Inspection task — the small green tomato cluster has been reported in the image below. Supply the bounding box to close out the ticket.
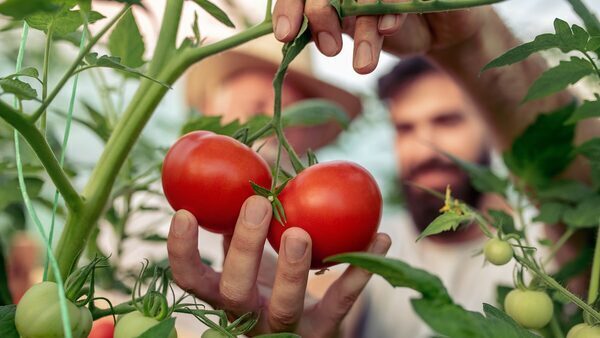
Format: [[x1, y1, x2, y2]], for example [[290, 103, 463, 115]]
[[567, 323, 600, 338], [114, 310, 178, 338], [484, 238, 513, 266], [15, 281, 93, 338], [504, 289, 553, 329]]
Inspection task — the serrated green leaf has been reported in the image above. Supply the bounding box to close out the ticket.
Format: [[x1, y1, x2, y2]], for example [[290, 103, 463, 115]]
[[108, 8, 145, 68], [568, 0, 600, 36], [588, 36, 600, 52], [0, 78, 37, 100], [482, 34, 557, 71], [481, 304, 540, 338], [10, 67, 39, 79], [440, 151, 507, 196], [524, 57, 594, 102], [536, 179, 594, 203], [554, 19, 588, 52], [563, 194, 600, 228], [566, 97, 600, 124], [417, 213, 472, 242], [138, 317, 175, 338], [488, 209, 519, 235], [412, 299, 488, 338], [282, 99, 350, 129], [503, 103, 576, 187], [0, 178, 44, 210], [0, 305, 18, 338], [26, 10, 104, 35], [83, 53, 169, 87], [0, 0, 57, 20], [181, 114, 271, 137], [192, 0, 234, 28], [325, 253, 452, 301], [533, 202, 570, 224]]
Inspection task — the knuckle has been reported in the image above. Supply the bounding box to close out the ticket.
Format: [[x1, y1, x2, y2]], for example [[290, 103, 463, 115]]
[[269, 307, 298, 329], [278, 269, 305, 286], [219, 280, 252, 309], [305, 1, 330, 19], [230, 232, 262, 256]]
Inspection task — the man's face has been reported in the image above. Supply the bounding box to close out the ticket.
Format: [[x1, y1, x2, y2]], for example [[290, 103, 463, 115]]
[[388, 72, 489, 230]]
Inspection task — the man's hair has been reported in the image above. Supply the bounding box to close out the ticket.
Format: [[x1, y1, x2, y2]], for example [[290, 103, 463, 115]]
[[377, 57, 441, 100]]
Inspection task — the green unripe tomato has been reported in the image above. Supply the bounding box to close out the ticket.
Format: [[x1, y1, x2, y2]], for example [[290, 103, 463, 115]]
[[568, 323, 588, 338], [114, 310, 177, 338], [201, 328, 229, 338], [15, 281, 93, 338], [504, 289, 553, 329], [484, 238, 513, 266], [568, 324, 600, 338]]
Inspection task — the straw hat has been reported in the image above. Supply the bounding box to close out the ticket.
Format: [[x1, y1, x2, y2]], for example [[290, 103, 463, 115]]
[[185, 35, 362, 123]]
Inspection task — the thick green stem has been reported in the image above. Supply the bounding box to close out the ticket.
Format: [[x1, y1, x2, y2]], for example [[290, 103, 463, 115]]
[[92, 302, 135, 320], [53, 10, 273, 280], [40, 24, 53, 133], [0, 101, 82, 212], [516, 255, 600, 323], [588, 228, 600, 304], [30, 5, 130, 123], [340, 0, 505, 16]]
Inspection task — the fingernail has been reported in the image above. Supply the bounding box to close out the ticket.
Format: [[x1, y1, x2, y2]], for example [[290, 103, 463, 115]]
[[285, 236, 307, 263], [173, 211, 191, 236], [370, 235, 391, 254], [275, 16, 291, 40], [354, 41, 372, 70], [244, 198, 268, 226], [378, 14, 398, 31], [318, 31, 338, 56]]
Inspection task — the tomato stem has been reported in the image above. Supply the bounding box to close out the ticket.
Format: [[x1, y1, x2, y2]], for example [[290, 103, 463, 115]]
[[515, 255, 600, 323], [542, 228, 575, 267], [339, 0, 505, 16], [588, 227, 600, 304], [39, 22, 53, 134]]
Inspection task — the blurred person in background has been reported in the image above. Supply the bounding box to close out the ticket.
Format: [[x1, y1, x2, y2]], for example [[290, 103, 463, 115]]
[[168, 1, 599, 337]]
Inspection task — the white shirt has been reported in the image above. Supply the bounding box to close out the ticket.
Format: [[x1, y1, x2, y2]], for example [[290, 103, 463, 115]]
[[360, 210, 517, 338]]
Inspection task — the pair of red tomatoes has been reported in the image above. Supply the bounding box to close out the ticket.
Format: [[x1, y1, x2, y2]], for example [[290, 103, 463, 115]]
[[162, 131, 382, 269]]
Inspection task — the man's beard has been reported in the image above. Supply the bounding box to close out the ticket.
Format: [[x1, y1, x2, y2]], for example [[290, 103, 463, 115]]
[[402, 151, 491, 233]]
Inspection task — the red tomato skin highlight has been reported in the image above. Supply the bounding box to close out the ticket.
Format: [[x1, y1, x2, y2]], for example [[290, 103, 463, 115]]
[[268, 161, 382, 269], [162, 131, 272, 234]]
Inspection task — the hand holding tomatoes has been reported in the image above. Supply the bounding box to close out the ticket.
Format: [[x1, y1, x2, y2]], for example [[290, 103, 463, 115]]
[[166, 196, 391, 336], [162, 131, 272, 234]]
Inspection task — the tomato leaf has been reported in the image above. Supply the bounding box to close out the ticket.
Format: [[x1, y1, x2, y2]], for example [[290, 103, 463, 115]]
[[26, 10, 105, 35], [503, 103, 575, 188], [325, 253, 452, 302], [0, 305, 18, 338], [488, 209, 519, 236], [0, 78, 37, 101], [3, 67, 41, 83], [533, 202, 570, 224], [523, 57, 595, 102], [536, 180, 594, 203], [575, 137, 600, 188], [567, 0, 600, 37], [0, 0, 57, 20], [562, 194, 600, 228], [439, 150, 508, 196], [108, 8, 145, 68], [282, 99, 350, 129], [553, 19, 588, 52], [482, 34, 558, 71], [566, 96, 600, 124], [191, 0, 234, 28], [83, 53, 170, 87], [181, 114, 271, 137], [138, 317, 176, 338], [416, 213, 472, 242], [0, 178, 44, 210]]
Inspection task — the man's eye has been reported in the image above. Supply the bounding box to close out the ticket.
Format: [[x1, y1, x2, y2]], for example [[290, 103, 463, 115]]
[[395, 124, 413, 134], [434, 113, 464, 127]]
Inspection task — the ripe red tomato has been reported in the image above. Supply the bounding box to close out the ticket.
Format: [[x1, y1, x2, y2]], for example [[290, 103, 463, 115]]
[[89, 318, 115, 338], [162, 131, 272, 234], [268, 161, 382, 269]]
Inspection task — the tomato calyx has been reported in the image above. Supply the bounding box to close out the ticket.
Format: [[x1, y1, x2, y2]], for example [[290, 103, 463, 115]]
[[65, 256, 107, 306], [130, 261, 175, 322], [251, 180, 289, 224]]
